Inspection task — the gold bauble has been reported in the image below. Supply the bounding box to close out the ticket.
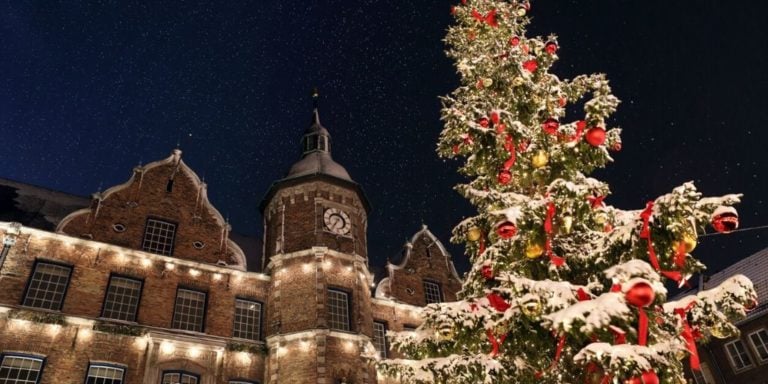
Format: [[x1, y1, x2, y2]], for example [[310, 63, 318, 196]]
[[531, 150, 549, 168], [558, 215, 574, 234], [467, 227, 483, 242], [515, 6, 527, 17], [525, 240, 544, 259], [710, 323, 733, 339], [512, 77, 525, 87], [593, 211, 608, 225], [435, 324, 455, 341], [672, 233, 697, 253], [482, 78, 493, 87], [521, 298, 542, 317]]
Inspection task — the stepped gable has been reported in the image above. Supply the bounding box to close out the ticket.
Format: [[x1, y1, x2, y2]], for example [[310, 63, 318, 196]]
[[57, 149, 247, 270]]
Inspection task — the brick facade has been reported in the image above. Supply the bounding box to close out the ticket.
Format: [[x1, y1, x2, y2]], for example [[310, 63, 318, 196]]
[[0, 116, 462, 383]]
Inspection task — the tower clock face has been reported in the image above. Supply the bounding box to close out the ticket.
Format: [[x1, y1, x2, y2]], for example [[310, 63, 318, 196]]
[[323, 208, 351, 235]]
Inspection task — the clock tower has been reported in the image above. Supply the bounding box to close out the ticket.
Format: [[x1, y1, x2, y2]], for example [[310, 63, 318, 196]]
[[259, 100, 375, 383]]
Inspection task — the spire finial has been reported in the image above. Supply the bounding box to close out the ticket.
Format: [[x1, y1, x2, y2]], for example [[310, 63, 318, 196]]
[[311, 87, 320, 108]]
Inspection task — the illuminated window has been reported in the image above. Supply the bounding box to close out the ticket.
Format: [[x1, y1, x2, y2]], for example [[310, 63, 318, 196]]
[[22, 261, 72, 310], [85, 364, 125, 384], [172, 288, 206, 332], [0, 354, 44, 384], [233, 299, 262, 341], [327, 289, 350, 331], [748, 329, 768, 362], [423, 280, 442, 304], [725, 339, 754, 372], [142, 218, 176, 256], [373, 321, 388, 358], [161, 371, 198, 384], [102, 276, 142, 322]]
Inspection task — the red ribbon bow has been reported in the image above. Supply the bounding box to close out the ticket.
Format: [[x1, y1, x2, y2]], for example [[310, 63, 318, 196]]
[[487, 293, 510, 312], [472, 9, 498, 27], [674, 301, 701, 370], [588, 194, 605, 209], [639, 201, 684, 283], [544, 201, 566, 266]]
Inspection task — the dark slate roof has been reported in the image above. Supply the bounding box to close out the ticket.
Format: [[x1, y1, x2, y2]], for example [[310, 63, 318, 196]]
[[0, 178, 90, 231]]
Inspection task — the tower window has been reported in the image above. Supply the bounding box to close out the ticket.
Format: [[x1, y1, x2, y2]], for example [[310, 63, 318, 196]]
[[142, 218, 176, 256], [22, 261, 72, 310], [318, 136, 328, 151], [423, 280, 442, 304], [327, 288, 351, 331], [0, 354, 44, 383], [172, 288, 207, 332], [304, 135, 318, 152], [233, 299, 262, 341], [373, 321, 388, 358], [101, 275, 143, 322], [166, 179, 174, 192], [86, 364, 125, 384]]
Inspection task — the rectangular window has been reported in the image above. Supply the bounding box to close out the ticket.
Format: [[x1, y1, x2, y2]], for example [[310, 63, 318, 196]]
[[228, 381, 257, 384], [22, 261, 72, 310], [749, 329, 768, 362], [161, 371, 198, 384], [725, 339, 754, 372], [85, 364, 125, 384], [101, 276, 143, 322], [172, 288, 207, 332], [327, 289, 350, 331], [373, 321, 388, 358], [233, 299, 262, 341], [142, 218, 177, 256], [423, 280, 442, 304], [0, 355, 44, 384]]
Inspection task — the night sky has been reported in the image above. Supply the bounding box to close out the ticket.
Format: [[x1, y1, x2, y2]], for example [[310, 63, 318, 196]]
[[1, 1, 766, 277]]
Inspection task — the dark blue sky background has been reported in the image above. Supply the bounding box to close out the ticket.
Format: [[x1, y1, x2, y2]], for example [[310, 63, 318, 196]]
[[1, 1, 766, 275]]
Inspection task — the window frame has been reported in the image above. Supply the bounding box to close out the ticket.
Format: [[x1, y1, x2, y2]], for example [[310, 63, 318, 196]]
[[372, 320, 388, 358], [232, 297, 263, 341], [171, 287, 208, 333], [725, 339, 754, 373], [83, 362, 126, 384], [422, 280, 442, 304], [327, 287, 352, 332], [0, 353, 46, 384], [141, 217, 178, 256], [160, 370, 199, 384], [21, 259, 74, 311], [748, 328, 768, 363], [99, 274, 144, 323]]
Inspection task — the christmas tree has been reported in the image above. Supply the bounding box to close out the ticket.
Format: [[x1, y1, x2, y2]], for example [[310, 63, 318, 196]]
[[378, 1, 756, 383]]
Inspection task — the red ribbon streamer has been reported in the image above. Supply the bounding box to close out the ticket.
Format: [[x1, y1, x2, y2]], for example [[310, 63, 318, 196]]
[[639, 201, 684, 283], [638, 309, 649, 346], [502, 134, 516, 170], [486, 328, 507, 357], [577, 288, 591, 301], [544, 201, 565, 266], [472, 9, 498, 27], [674, 241, 687, 268], [487, 293, 510, 312], [674, 302, 701, 370], [553, 334, 566, 365], [609, 325, 626, 344], [479, 235, 486, 255]]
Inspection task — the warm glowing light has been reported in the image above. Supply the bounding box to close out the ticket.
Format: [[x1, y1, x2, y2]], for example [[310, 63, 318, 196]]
[[343, 341, 355, 352], [141, 258, 152, 268], [212, 273, 222, 281], [345, 266, 353, 273], [299, 340, 311, 352], [323, 259, 333, 269], [47, 324, 61, 336], [189, 269, 201, 277], [160, 341, 175, 355], [78, 327, 93, 341], [302, 263, 313, 273], [187, 346, 201, 358], [10, 319, 30, 331], [134, 335, 149, 350], [277, 346, 288, 357], [236, 351, 252, 365], [165, 262, 175, 270]]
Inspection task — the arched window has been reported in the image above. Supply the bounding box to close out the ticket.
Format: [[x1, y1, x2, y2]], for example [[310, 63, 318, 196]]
[[161, 370, 199, 384]]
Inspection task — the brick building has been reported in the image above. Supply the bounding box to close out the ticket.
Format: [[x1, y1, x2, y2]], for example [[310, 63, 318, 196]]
[[0, 107, 462, 384], [680, 247, 768, 384]]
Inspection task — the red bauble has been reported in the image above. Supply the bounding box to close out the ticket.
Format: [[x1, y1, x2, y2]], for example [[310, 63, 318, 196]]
[[545, 42, 558, 55], [558, 96, 567, 107], [496, 221, 518, 239], [479, 117, 489, 127], [490, 111, 500, 124], [610, 141, 622, 152], [450, 5, 456, 14], [542, 118, 559, 135], [625, 282, 655, 308], [481, 265, 494, 280], [497, 170, 512, 185], [509, 36, 521, 46], [495, 123, 506, 134], [522, 59, 538, 73], [711, 206, 739, 234], [452, 144, 460, 154], [584, 127, 606, 146], [640, 371, 659, 384]]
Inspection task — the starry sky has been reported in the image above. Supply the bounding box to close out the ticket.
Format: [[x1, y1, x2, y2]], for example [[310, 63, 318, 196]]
[[1, 1, 766, 277]]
